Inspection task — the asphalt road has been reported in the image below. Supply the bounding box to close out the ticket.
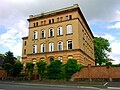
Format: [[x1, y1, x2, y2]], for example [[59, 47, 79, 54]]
[[0, 82, 99, 90]]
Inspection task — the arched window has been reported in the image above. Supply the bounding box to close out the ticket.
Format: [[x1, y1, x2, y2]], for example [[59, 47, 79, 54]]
[[58, 41, 63, 51], [58, 56, 63, 62], [49, 28, 54, 37], [41, 30, 45, 38], [32, 45, 37, 53], [67, 25, 72, 34], [67, 40, 72, 50], [40, 57, 45, 61], [57, 26, 62, 36], [49, 42, 54, 52], [49, 57, 54, 63], [68, 55, 73, 59], [41, 44, 45, 52], [33, 31, 38, 39]]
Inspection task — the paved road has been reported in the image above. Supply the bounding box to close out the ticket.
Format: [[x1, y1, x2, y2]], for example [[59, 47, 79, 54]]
[[0, 82, 99, 90]]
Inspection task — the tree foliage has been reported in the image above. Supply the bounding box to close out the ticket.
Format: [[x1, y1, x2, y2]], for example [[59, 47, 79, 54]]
[[11, 62, 23, 77], [26, 62, 34, 79], [64, 58, 83, 79], [3, 51, 16, 67], [4, 63, 12, 76], [36, 61, 46, 80], [46, 60, 62, 79], [94, 37, 111, 65]]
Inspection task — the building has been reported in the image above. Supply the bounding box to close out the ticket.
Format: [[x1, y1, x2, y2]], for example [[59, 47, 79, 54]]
[[22, 4, 95, 66]]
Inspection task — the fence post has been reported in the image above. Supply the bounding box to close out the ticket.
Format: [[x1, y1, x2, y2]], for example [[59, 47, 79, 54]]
[[88, 64, 92, 82]]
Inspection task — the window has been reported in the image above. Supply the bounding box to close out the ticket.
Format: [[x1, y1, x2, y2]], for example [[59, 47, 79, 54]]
[[57, 17, 59, 22], [41, 21, 43, 25], [57, 26, 63, 36], [68, 55, 73, 59], [58, 56, 63, 62], [49, 57, 54, 63], [67, 25, 72, 34], [66, 15, 68, 20], [32, 45, 37, 53], [49, 28, 54, 37], [40, 58, 45, 61], [67, 40, 72, 50], [24, 41, 26, 46], [36, 22, 38, 26], [41, 44, 45, 52], [41, 30, 45, 38], [52, 19, 54, 23], [60, 17, 63, 21], [49, 42, 54, 52], [58, 41, 63, 51], [69, 15, 72, 20], [24, 49, 26, 55], [33, 31, 38, 39], [33, 23, 35, 27], [49, 20, 51, 24]]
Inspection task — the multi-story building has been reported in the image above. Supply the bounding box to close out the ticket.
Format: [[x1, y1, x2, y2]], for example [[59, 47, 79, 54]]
[[22, 4, 95, 66]]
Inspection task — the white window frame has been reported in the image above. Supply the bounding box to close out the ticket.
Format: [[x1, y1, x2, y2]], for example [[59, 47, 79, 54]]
[[67, 40, 72, 50], [67, 25, 72, 34], [32, 45, 37, 53], [57, 26, 63, 36], [49, 42, 54, 52], [58, 41, 63, 51], [41, 30, 46, 38], [33, 31, 38, 39], [49, 28, 54, 37], [41, 44, 45, 52]]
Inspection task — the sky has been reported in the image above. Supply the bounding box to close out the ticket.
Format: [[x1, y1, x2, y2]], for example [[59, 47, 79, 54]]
[[0, 0, 120, 64]]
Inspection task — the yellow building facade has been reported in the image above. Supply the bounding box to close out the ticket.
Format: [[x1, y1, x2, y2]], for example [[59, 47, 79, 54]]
[[22, 4, 95, 66]]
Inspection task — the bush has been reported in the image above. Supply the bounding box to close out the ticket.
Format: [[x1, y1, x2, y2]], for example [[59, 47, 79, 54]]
[[65, 58, 82, 79], [46, 60, 62, 79]]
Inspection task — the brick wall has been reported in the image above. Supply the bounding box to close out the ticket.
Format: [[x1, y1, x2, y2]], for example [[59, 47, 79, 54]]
[[0, 69, 6, 77], [72, 64, 120, 81]]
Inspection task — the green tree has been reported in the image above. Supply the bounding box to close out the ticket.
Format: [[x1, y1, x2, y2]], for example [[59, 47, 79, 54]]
[[106, 62, 112, 66], [26, 62, 34, 80], [0, 53, 5, 67], [94, 37, 111, 65], [46, 60, 62, 79], [65, 59, 82, 80], [36, 61, 46, 80], [3, 51, 16, 67], [4, 63, 12, 76], [11, 62, 23, 77]]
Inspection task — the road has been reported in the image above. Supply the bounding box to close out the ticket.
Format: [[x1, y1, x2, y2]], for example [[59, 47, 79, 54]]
[[0, 82, 99, 90], [0, 81, 120, 90]]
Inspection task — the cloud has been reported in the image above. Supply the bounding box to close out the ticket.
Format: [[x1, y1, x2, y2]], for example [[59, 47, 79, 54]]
[[0, 20, 28, 56], [107, 22, 120, 29]]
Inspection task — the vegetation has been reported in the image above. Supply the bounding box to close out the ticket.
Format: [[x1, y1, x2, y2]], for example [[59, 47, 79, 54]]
[[65, 58, 83, 79], [26, 62, 34, 80], [94, 37, 111, 65], [36, 61, 47, 80], [11, 62, 23, 77], [46, 60, 63, 79]]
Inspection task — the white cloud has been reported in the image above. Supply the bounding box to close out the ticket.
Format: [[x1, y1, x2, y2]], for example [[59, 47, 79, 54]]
[[107, 22, 120, 29], [94, 33, 115, 42], [0, 20, 28, 56]]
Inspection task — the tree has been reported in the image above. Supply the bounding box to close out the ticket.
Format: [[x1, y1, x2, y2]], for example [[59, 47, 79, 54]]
[[46, 60, 62, 79], [3, 51, 16, 67], [4, 63, 12, 76], [11, 62, 23, 77], [0, 53, 4, 67], [26, 62, 34, 80], [36, 61, 46, 80], [64, 58, 82, 80], [94, 37, 111, 65]]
